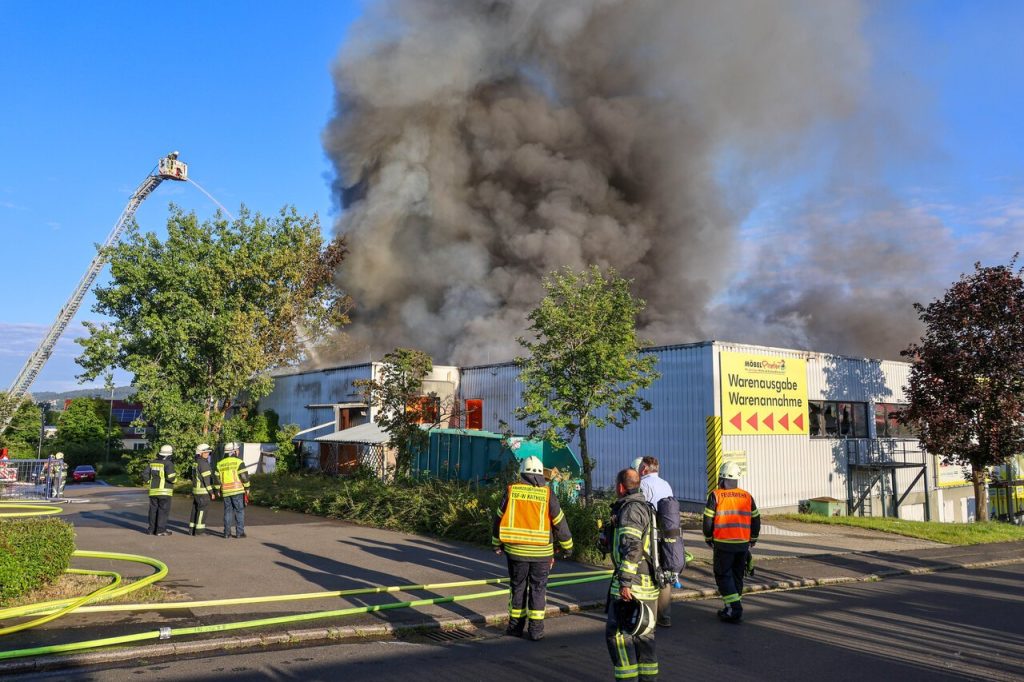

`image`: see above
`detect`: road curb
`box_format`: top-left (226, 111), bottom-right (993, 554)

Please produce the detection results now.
top-left (3, 556), bottom-right (1022, 675)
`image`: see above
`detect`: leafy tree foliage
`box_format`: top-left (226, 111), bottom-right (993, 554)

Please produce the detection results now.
top-left (76, 206), bottom-right (349, 467)
top-left (49, 398), bottom-right (120, 469)
top-left (513, 266), bottom-right (660, 502)
top-left (355, 348), bottom-right (451, 476)
top-left (901, 259), bottom-right (1024, 521)
top-left (0, 395), bottom-right (42, 458)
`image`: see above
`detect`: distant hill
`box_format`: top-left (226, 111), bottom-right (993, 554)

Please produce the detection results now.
top-left (31, 386), bottom-right (136, 403)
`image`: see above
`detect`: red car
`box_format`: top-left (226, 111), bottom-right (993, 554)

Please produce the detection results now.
top-left (72, 465), bottom-right (96, 483)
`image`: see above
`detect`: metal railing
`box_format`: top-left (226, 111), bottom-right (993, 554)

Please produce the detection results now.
top-left (0, 459), bottom-right (65, 500)
top-left (845, 438), bottom-right (926, 467)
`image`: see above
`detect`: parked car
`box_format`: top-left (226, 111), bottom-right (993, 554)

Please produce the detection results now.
top-left (72, 465), bottom-right (97, 483)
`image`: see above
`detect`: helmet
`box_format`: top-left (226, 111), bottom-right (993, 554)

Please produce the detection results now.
top-left (616, 598), bottom-right (655, 637)
top-left (520, 456), bottom-right (544, 476)
top-left (195, 443), bottom-right (212, 455)
top-left (630, 457), bottom-right (643, 471)
top-left (159, 444), bottom-right (173, 456)
top-left (224, 442), bottom-right (239, 454)
top-left (719, 461), bottom-right (741, 481)
top-left (54, 451), bottom-right (64, 459)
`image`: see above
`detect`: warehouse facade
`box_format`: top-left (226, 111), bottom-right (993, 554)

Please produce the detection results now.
top-left (259, 341), bottom-right (976, 522)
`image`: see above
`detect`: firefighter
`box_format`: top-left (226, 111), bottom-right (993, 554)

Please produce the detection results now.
top-left (215, 442), bottom-right (250, 538)
top-left (147, 444), bottom-right (176, 536)
top-left (48, 452), bottom-right (68, 499)
top-left (189, 443), bottom-right (215, 536)
top-left (492, 455), bottom-right (573, 642)
top-left (605, 467), bottom-right (660, 681)
top-left (703, 461), bottom-right (760, 623)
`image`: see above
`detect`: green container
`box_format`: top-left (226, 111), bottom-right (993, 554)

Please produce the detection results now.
top-left (806, 496), bottom-right (844, 516)
top-left (410, 429), bottom-right (582, 483)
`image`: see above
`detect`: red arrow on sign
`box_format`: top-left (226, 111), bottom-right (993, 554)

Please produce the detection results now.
top-left (778, 413), bottom-right (790, 431)
top-left (746, 413), bottom-right (759, 431)
top-left (763, 413), bottom-right (774, 431)
top-left (730, 413), bottom-right (743, 431)
top-left (794, 413), bottom-right (805, 430)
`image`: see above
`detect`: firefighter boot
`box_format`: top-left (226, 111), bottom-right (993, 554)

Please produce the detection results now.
top-left (717, 604), bottom-right (743, 623)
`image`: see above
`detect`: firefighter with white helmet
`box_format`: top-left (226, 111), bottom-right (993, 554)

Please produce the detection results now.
top-left (492, 455), bottom-right (573, 641)
top-left (48, 451), bottom-right (68, 499)
top-left (215, 442), bottom-right (250, 538)
top-left (147, 444), bottom-right (177, 535)
top-left (189, 443), bottom-right (215, 536)
top-left (703, 461), bottom-right (760, 622)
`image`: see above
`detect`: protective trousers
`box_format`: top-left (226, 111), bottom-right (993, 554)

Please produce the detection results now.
top-left (223, 494), bottom-right (245, 537)
top-left (606, 596), bottom-right (658, 681)
top-left (189, 494), bottom-right (210, 535)
top-left (148, 496), bottom-right (171, 534)
top-left (506, 556), bottom-right (550, 639)
top-left (657, 584), bottom-right (672, 627)
top-left (713, 548), bottom-right (747, 611)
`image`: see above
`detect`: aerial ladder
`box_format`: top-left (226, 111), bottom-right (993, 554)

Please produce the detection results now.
top-left (0, 152), bottom-right (188, 433)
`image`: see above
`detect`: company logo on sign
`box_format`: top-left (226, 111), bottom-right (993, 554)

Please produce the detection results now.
top-left (721, 352), bottom-right (809, 436)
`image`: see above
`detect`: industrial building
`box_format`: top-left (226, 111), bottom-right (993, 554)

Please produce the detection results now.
top-left (257, 341), bottom-right (976, 523)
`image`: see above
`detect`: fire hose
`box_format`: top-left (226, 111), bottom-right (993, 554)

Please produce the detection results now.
top-left (0, 503), bottom-right (613, 662)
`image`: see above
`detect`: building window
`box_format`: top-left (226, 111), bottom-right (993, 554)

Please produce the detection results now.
top-left (465, 399), bottom-right (483, 430)
top-left (874, 403), bottom-right (915, 439)
top-left (406, 396), bottom-right (440, 425)
top-left (808, 401), bottom-right (868, 438)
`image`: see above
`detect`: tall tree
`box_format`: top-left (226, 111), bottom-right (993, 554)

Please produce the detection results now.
top-left (50, 398), bottom-right (120, 469)
top-left (513, 266), bottom-right (660, 502)
top-left (76, 206), bottom-right (349, 465)
top-left (355, 348), bottom-right (450, 476)
top-left (901, 259), bottom-right (1024, 522)
top-left (0, 394), bottom-right (43, 458)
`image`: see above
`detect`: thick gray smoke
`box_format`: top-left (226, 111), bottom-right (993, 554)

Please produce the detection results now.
top-left (324, 0), bottom-right (931, 364)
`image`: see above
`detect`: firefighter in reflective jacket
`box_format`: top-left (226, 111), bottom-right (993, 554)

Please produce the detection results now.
top-left (215, 442), bottom-right (250, 539)
top-left (703, 461), bottom-right (760, 623)
top-left (189, 443), bottom-right (215, 536)
top-left (147, 444), bottom-right (176, 536)
top-left (606, 467), bottom-right (660, 681)
top-left (492, 456), bottom-right (573, 641)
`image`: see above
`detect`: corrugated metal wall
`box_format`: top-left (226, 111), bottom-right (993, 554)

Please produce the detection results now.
top-left (459, 343), bottom-right (715, 504)
top-left (713, 342), bottom-right (921, 510)
top-left (258, 364), bottom-right (373, 432)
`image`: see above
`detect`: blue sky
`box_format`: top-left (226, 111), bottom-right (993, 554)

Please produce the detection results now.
top-left (2, 1), bottom-right (1023, 392)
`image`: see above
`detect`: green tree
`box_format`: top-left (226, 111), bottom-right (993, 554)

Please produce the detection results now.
top-left (76, 206), bottom-right (349, 467)
top-left (355, 348), bottom-right (450, 476)
top-left (901, 259), bottom-right (1024, 522)
top-left (50, 398), bottom-right (120, 469)
top-left (513, 266), bottom-right (660, 502)
top-left (0, 395), bottom-right (43, 458)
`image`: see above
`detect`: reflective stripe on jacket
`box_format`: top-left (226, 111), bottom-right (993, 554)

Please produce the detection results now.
top-left (215, 456), bottom-right (249, 497)
top-left (192, 457), bottom-right (213, 495)
top-left (609, 492), bottom-right (659, 600)
top-left (148, 459), bottom-right (175, 497)
top-left (709, 488), bottom-right (755, 543)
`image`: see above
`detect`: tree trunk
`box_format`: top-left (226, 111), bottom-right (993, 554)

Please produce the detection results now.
top-left (580, 426), bottom-right (593, 505)
top-left (971, 465), bottom-right (989, 522)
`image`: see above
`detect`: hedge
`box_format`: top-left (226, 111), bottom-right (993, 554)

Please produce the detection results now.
top-left (250, 472), bottom-right (612, 564)
top-left (0, 518), bottom-right (76, 604)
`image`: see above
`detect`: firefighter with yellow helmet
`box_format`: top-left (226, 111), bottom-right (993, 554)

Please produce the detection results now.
top-left (492, 455), bottom-right (573, 641)
top-left (703, 461), bottom-right (760, 623)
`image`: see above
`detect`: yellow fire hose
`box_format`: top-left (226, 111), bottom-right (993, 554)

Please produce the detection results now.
top-left (0, 502), bottom-right (613, 662)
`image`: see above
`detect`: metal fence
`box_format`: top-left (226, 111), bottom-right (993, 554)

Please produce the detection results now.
top-left (0, 458), bottom-right (66, 500)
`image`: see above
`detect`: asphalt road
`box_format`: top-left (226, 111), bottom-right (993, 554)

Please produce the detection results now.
top-left (21, 563), bottom-right (1024, 682)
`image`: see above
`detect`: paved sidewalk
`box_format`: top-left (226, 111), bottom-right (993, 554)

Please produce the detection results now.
top-left (2, 485), bottom-right (1022, 674)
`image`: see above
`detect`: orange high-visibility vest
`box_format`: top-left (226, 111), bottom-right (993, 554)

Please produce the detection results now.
top-left (712, 488), bottom-right (753, 543)
top-left (498, 484), bottom-right (552, 546)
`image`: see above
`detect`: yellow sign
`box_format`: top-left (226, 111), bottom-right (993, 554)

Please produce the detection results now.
top-left (721, 352), bottom-right (808, 435)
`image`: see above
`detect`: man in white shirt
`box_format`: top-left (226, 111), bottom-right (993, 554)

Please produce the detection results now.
top-left (634, 456), bottom-right (675, 628)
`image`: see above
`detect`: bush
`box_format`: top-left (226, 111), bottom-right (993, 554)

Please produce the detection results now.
top-left (98, 461), bottom-right (125, 476)
top-left (250, 472), bottom-right (612, 564)
top-left (0, 518), bottom-right (76, 604)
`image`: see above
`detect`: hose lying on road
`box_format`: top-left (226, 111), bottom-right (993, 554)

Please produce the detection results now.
top-left (0, 502), bottom-right (612, 662)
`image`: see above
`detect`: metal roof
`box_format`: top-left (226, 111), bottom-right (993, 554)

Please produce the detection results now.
top-left (315, 421), bottom-right (388, 444)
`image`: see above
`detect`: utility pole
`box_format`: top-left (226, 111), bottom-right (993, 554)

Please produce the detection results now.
top-left (105, 376), bottom-right (114, 467)
top-left (37, 403), bottom-right (45, 457)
